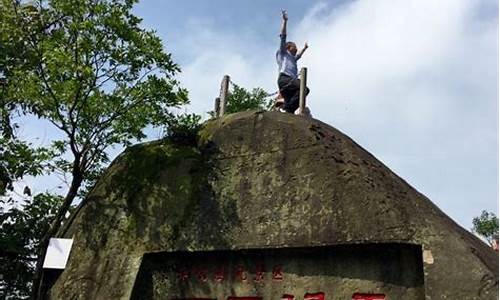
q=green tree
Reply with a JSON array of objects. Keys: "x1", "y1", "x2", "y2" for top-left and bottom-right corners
[
  {"x1": 0, "y1": 138, "x2": 50, "y2": 196},
  {"x1": 210, "y1": 83, "x2": 275, "y2": 117},
  {"x1": 164, "y1": 113, "x2": 202, "y2": 146},
  {"x1": 472, "y1": 210, "x2": 499, "y2": 246},
  {"x1": 2, "y1": 0, "x2": 188, "y2": 297},
  {"x1": 225, "y1": 83, "x2": 270, "y2": 113},
  {"x1": 0, "y1": 3, "x2": 57, "y2": 297},
  {"x1": 0, "y1": 0, "x2": 48, "y2": 195},
  {"x1": 0, "y1": 194, "x2": 63, "y2": 299}
]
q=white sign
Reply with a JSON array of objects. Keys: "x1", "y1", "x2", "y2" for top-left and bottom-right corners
[{"x1": 43, "y1": 238, "x2": 74, "y2": 269}]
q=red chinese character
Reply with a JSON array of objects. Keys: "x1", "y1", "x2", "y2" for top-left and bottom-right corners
[
  {"x1": 272, "y1": 265, "x2": 283, "y2": 281},
  {"x1": 304, "y1": 292, "x2": 324, "y2": 300},
  {"x1": 352, "y1": 293, "x2": 385, "y2": 300},
  {"x1": 214, "y1": 266, "x2": 226, "y2": 283},
  {"x1": 178, "y1": 269, "x2": 190, "y2": 281},
  {"x1": 253, "y1": 264, "x2": 265, "y2": 283},
  {"x1": 281, "y1": 294, "x2": 294, "y2": 300},
  {"x1": 194, "y1": 268, "x2": 208, "y2": 283},
  {"x1": 235, "y1": 265, "x2": 248, "y2": 282}
]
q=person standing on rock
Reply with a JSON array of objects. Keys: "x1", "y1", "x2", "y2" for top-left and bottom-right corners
[{"x1": 276, "y1": 10, "x2": 310, "y2": 114}]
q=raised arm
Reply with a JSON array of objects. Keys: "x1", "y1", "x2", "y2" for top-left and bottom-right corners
[
  {"x1": 279, "y1": 10, "x2": 288, "y2": 52},
  {"x1": 296, "y1": 42, "x2": 309, "y2": 60}
]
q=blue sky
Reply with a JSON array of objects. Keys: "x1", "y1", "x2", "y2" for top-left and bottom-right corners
[
  {"x1": 13, "y1": 0, "x2": 498, "y2": 231},
  {"x1": 134, "y1": 0, "x2": 499, "y2": 229}
]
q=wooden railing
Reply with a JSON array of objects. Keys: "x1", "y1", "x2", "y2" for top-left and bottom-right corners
[{"x1": 215, "y1": 67, "x2": 308, "y2": 117}]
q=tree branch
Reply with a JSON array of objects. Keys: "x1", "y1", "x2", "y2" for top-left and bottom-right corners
[{"x1": 94, "y1": 67, "x2": 158, "y2": 129}]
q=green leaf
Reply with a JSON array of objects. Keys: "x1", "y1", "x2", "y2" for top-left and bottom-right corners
[{"x1": 472, "y1": 210, "x2": 499, "y2": 245}]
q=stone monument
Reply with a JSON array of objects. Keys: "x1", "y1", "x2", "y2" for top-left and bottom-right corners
[{"x1": 46, "y1": 111, "x2": 498, "y2": 299}]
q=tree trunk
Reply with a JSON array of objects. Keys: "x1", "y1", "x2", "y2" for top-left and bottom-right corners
[{"x1": 31, "y1": 170, "x2": 83, "y2": 300}]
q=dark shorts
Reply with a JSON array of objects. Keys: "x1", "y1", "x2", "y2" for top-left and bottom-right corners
[{"x1": 277, "y1": 73, "x2": 309, "y2": 113}]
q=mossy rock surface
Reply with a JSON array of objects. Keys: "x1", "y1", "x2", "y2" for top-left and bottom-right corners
[{"x1": 48, "y1": 111, "x2": 498, "y2": 299}]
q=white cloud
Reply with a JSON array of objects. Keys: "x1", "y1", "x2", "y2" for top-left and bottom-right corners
[
  {"x1": 177, "y1": 0, "x2": 498, "y2": 227},
  {"x1": 296, "y1": 0, "x2": 493, "y2": 125},
  {"x1": 174, "y1": 18, "x2": 278, "y2": 118}
]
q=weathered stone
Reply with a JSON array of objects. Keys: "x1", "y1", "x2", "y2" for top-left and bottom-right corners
[{"x1": 47, "y1": 111, "x2": 498, "y2": 299}]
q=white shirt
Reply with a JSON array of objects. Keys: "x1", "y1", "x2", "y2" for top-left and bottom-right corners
[{"x1": 276, "y1": 34, "x2": 301, "y2": 78}]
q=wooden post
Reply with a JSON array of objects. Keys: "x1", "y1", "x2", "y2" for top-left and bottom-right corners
[
  {"x1": 214, "y1": 97, "x2": 220, "y2": 117},
  {"x1": 219, "y1": 75, "x2": 230, "y2": 117},
  {"x1": 299, "y1": 67, "x2": 307, "y2": 115}
]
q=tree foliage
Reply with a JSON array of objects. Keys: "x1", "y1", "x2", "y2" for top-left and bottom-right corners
[
  {"x1": 0, "y1": 193, "x2": 63, "y2": 299},
  {"x1": 9, "y1": 0, "x2": 188, "y2": 185},
  {"x1": 0, "y1": 138, "x2": 51, "y2": 196},
  {"x1": 472, "y1": 210, "x2": 499, "y2": 246},
  {"x1": 225, "y1": 83, "x2": 272, "y2": 114},
  {"x1": 1, "y1": 0, "x2": 189, "y2": 297},
  {"x1": 165, "y1": 113, "x2": 202, "y2": 146},
  {"x1": 0, "y1": 0, "x2": 49, "y2": 196}
]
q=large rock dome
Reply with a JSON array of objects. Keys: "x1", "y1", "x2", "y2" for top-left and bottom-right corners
[{"x1": 47, "y1": 111, "x2": 498, "y2": 299}]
